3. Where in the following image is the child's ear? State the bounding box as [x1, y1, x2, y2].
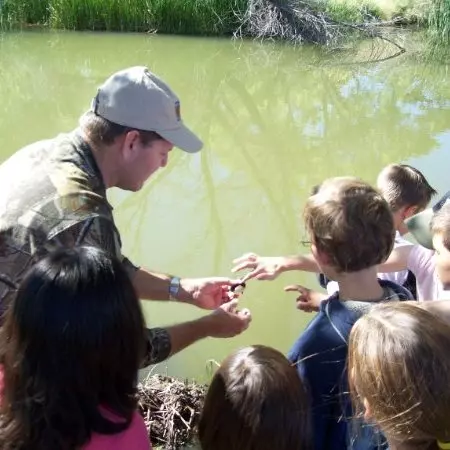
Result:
[363, 397, 372, 421]
[403, 205, 419, 220]
[311, 244, 330, 266]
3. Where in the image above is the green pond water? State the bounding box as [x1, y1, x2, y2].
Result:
[1, 30, 450, 380]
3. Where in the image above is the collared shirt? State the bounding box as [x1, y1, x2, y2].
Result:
[288, 280, 413, 450]
[0, 131, 171, 364]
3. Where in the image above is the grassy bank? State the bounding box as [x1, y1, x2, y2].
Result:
[0, 0, 449, 47]
[428, 0, 450, 46]
[0, 0, 247, 35]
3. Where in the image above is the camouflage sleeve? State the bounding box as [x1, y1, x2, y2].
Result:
[49, 216, 139, 278]
[52, 217, 172, 366]
[141, 327, 172, 367]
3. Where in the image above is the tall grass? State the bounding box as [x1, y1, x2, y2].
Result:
[428, 0, 450, 46]
[1, 0, 50, 27]
[324, 0, 384, 23]
[1, 0, 247, 34]
[1, 0, 449, 49]
[49, 0, 151, 31]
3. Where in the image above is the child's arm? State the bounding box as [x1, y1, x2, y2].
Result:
[284, 284, 327, 312]
[231, 253, 320, 282]
[377, 245, 414, 273]
[232, 244, 416, 282]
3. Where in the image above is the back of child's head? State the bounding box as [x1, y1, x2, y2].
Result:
[0, 246, 146, 449]
[198, 345, 311, 450]
[304, 176, 394, 273]
[348, 302, 450, 445]
[430, 202, 450, 289]
[432, 202, 450, 252]
[377, 164, 436, 213]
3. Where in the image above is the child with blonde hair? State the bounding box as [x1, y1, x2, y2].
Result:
[349, 302, 450, 450]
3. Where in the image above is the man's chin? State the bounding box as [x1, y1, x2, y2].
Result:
[131, 183, 143, 192]
[118, 182, 142, 192]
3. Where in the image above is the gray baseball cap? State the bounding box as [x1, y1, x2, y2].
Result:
[406, 191, 450, 249]
[91, 66, 203, 153]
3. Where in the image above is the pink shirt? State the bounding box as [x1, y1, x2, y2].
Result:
[407, 244, 440, 301]
[84, 409, 152, 450]
[0, 366, 151, 450]
[406, 244, 450, 301]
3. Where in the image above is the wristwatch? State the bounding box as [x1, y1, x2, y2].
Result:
[169, 276, 181, 301]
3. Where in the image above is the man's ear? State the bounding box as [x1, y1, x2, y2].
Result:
[121, 130, 140, 161]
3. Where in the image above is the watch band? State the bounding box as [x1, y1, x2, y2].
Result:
[169, 276, 181, 301]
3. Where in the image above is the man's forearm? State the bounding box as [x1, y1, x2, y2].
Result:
[142, 319, 212, 367]
[132, 267, 196, 303]
[165, 318, 212, 357]
[132, 267, 172, 300]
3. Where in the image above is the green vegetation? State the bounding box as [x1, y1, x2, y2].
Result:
[0, 0, 449, 48]
[323, 0, 384, 23]
[0, 0, 247, 34]
[428, 0, 450, 46]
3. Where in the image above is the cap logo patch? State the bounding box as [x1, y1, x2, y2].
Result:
[175, 101, 181, 122]
[92, 89, 100, 115]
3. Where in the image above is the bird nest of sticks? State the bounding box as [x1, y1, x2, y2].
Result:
[138, 374, 207, 449]
[233, 0, 406, 61]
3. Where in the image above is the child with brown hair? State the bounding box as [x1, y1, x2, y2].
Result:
[287, 177, 413, 450]
[198, 345, 312, 450]
[348, 302, 450, 450]
[324, 164, 436, 296]
[233, 164, 437, 301]
[377, 164, 437, 232]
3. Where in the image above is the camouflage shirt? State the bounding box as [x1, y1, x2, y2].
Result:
[0, 131, 171, 365]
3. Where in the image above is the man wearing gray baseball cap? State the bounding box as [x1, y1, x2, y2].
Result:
[0, 66, 251, 366]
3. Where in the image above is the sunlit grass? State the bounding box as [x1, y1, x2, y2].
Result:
[0, 0, 50, 27]
[428, 0, 450, 46]
[324, 0, 384, 23]
[1, 0, 449, 53]
[0, 0, 247, 34]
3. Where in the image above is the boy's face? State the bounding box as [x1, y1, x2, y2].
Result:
[432, 233, 450, 289]
[396, 205, 419, 236]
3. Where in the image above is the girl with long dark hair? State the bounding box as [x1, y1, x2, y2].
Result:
[0, 246, 150, 450]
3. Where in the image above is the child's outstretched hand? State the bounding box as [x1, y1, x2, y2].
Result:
[284, 284, 327, 313]
[232, 253, 286, 282]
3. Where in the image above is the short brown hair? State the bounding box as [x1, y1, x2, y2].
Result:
[198, 345, 312, 450]
[304, 177, 394, 273]
[377, 164, 436, 213]
[349, 302, 450, 443]
[431, 202, 450, 251]
[79, 111, 162, 147]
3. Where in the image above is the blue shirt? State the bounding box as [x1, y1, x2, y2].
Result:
[288, 280, 413, 450]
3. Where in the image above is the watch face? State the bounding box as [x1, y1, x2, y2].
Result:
[169, 277, 181, 299]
